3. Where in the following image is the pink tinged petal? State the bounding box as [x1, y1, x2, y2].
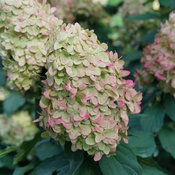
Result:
[79, 109, 90, 120]
[132, 102, 141, 114]
[144, 61, 153, 68]
[55, 119, 62, 125]
[94, 153, 102, 161]
[44, 89, 51, 99]
[63, 123, 72, 130]
[50, 7, 57, 14]
[91, 97, 99, 106]
[65, 83, 77, 98]
[58, 101, 67, 110]
[120, 110, 129, 126]
[74, 115, 82, 122]
[95, 133, 104, 142]
[121, 70, 130, 77]
[80, 125, 91, 136]
[117, 98, 126, 108]
[107, 76, 116, 86]
[84, 112, 90, 120]
[155, 73, 165, 80]
[123, 138, 128, 144]
[126, 80, 135, 88]
[69, 130, 80, 140]
[100, 81, 105, 87]
[92, 114, 104, 124]
[66, 67, 73, 76]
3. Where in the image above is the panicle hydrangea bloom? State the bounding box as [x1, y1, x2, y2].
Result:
[0, 0, 62, 91]
[39, 23, 142, 161]
[48, 0, 105, 24]
[0, 111, 38, 146]
[137, 12, 175, 96]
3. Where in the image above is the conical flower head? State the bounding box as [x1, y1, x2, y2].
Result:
[137, 12, 175, 96]
[40, 23, 142, 161]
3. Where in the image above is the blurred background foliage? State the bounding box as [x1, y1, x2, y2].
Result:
[0, 0, 175, 174]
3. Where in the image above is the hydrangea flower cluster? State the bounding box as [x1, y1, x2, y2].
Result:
[0, 111, 38, 146]
[48, 0, 105, 24]
[117, 0, 159, 53]
[137, 13, 175, 96]
[39, 23, 142, 161]
[0, 0, 62, 91]
[0, 0, 142, 161]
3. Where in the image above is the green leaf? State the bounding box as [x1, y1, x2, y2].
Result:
[0, 147, 16, 158]
[34, 151, 83, 175]
[110, 13, 123, 27]
[138, 158, 167, 175]
[142, 165, 167, 175]
[108, 0, 122, 6]
[160, 0, 175, 8]
[35, 138, 63, 161]
[126, 13, 160, 21]
[128, 129, 157, 158]
[3, 92, 25, 115]
[164, 95, 175, 121]
[158, 127, 175, 159]
[0, 67, 6, 86]
[0, 155, 14, 169]
[123, 51, 141, 64]
[138, 29, 157, 44]
[13, 163, 35, 175]
[74, 160, 103, 175]
[99, 143, 142, 175]
[140, 103, 165, 132]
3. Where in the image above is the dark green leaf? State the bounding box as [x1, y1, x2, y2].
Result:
[0, 155, 14, 169]
[159, 127, 175, 159]
[123, 51, 141, 64]
[13, 163, 35, 175]
[99, 143, 142, 175]
[3, 92, 25, 115]
[142, 165, 167, 175]
[0, 67, 6, 86]
[126, 13, 160, 21]
[160, 0, 175, 8]
[138, 29, 157, 44]
[128, 129, 157, 158]
[35, 151, 83, 175]
[164, 95, 175, 121]
[0, 147, 16, 158]
[140, 104, 165, 132]
[75, 159, 102, 175]
[35, 138, 63, 161]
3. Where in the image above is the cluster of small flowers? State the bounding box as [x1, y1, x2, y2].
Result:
[0, 111, 38, 146]
[40, 22, 142, 161]
[137, 13, 175, 96]
[0, 0, 142, 161]
[0, 0, 62, 91]
[48, 0, 106, 23]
